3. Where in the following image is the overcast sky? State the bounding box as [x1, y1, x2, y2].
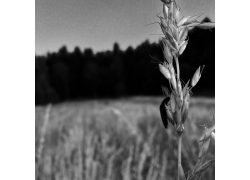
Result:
[35, 0, 215, 55]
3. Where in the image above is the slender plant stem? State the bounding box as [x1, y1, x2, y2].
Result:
[177, 134, 182, 180]
[174, 55, 180, 81]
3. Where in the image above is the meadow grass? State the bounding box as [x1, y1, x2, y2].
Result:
[35, 97, 214, 180]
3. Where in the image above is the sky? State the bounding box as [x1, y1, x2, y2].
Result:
[35, 0, 215, 55]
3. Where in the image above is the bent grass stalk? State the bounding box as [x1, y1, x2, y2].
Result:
[36, 104, 51, 162]
[157, 0, 215, 179]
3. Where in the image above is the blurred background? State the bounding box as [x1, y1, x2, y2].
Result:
[35, 0, 215, 179]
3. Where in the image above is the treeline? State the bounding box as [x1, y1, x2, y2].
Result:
[36, 21, 215, 105]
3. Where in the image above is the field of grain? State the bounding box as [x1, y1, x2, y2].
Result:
[35, 97, 215, 180]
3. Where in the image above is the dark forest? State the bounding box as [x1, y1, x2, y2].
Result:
[36, 19, 215, 105]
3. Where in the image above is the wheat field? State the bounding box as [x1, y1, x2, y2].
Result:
[35, 97, 215, 180]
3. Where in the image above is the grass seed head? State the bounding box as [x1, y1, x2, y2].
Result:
[173, 4, 180, 23]
[159, 63, 171, 80]
[191, 65, 205, 87]
[156, 0, 215, 178]
[171, 76, 177, 90]
[179, 27, 188, 44]
[177, 16, 191, 27]
[168, 64, 177, 90]
[163, 3, 169, 20]
[170, 23, 179, 42]
[182, 79, 190, 96]
[162, 37, 177, 54]
[159, 16, 168, 28]
[169, 1, 174, 22]
[162, 41, 173, 63]
[178, 40, 188, 55]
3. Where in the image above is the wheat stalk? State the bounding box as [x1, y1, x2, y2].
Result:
[157, 0, 215, 179]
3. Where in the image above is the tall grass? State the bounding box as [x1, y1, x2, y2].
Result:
[155, 1, 215, 179]
[35, 97, 214, 180]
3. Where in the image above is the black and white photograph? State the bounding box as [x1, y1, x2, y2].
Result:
[35, 0, 216, 179]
